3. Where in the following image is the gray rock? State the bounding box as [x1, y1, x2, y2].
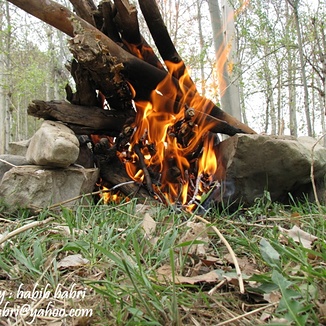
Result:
[0, 154, 29, 182]
[0, 165, 99, 210]
[8, 139, 31, 156]
[26, 120, 79, 168]
[214, 134, 326, 206]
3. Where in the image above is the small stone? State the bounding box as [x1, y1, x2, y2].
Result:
[26, 120, 79, 168]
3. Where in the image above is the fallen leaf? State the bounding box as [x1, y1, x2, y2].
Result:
[156, 264, 222, 285]
[141, 213, 156, 237]
[178, 221, 209, 256]
[57, 254, 89, 269]
[318, 303, 326, 324]
[0, 231, 9, 248]
[200, 255, 222, 267]
[279, 225, 318, 249]
[264, 291, 281, 303]
[224, 254, 258, 276]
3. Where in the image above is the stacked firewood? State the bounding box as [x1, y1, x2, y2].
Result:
[8, 0, 255, 205]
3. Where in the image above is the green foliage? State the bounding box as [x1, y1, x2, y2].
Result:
[272, 270, 311, 325]
[0, 197, 324, 324]
[257, 238, 317, 325]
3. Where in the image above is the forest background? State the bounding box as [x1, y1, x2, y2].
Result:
[0, 0, 325, 155]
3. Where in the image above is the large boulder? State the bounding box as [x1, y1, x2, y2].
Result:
[26, 120, 79, 168]
[0, 165, 99, 210]
[214, 134, 326, 206]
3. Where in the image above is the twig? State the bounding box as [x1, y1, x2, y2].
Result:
[133, 143, 155, 195]
[187, 173, 202, 206]
[37, 181, 136, 211]
[0, 158, 17, 168]
[0, 217, 55, 246]
[194, 215, 245, 294]
[310, 134, 326, 211]
[216, 302, 278, 325]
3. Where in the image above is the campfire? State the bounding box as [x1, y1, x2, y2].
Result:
[9, 0, 256, 209]
[96, 63, 222, 208]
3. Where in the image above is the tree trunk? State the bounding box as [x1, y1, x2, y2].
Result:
[263, 44, 276, 134]
[208, 0, 241, 121]
[196, 0, 206, 96]
[0, 3, 5, 154]
[285, 1, 297, 137]
[0, 1, 13, 154]
[287, 0, 312, 136]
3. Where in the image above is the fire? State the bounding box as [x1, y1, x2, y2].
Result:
[97, 184, 125, 205]
[117, 61, 220, 208]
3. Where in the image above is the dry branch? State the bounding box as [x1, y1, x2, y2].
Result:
[69, 0, 97, 26]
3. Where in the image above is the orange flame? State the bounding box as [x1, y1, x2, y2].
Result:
[118, 61, 219, 206]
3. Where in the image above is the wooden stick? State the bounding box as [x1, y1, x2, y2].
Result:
[0, 217, 55, 246]
[0, 158, 17, 168]
[216, 302, 278, 326]
[133, 144, 155, 195]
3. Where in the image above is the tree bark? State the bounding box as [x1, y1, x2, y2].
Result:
[69, 0, 97, 26]
[27, 100, 134, 136]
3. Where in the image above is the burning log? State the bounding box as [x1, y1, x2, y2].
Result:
[8, 0, 257, 207]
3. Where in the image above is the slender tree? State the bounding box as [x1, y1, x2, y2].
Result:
[0, 2, 5, 154]
[0, 1, 13, 153]
[196, 0, 206, 96]
[284, 0, 298, 136]
[207, 0, 241, 121]
[286, 0, 312, 136]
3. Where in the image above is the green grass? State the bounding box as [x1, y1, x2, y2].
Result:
[0, 195, 325, 325]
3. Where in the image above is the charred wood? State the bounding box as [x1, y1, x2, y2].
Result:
[28, 100, 134, 136]
[66, 59, 100, 107]
[69, 0, 97, 26]
[93, 137, 152, 200]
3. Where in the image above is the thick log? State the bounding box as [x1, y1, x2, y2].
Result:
[112, 0, 165, 70]
[99, 1, 122, 43]
[28, 100, 134, 136]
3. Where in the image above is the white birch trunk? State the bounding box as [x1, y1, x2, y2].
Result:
[208, 0, 241, 121]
